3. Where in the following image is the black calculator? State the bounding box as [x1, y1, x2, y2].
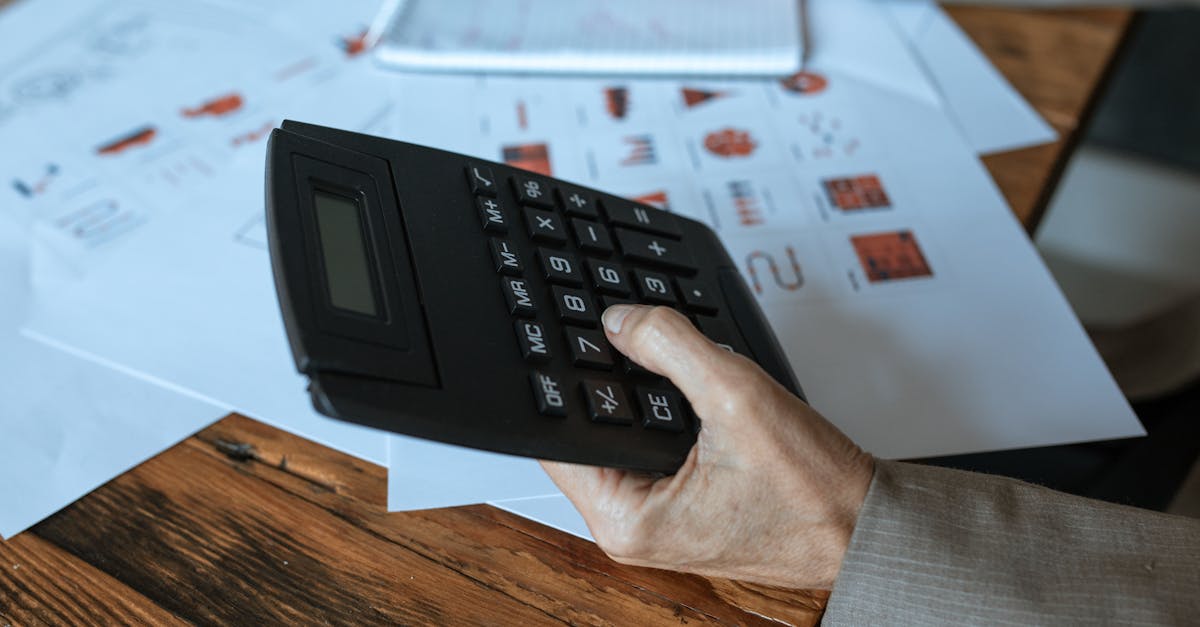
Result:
[266, 120, 803, 473]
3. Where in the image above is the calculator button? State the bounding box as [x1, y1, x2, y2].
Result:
[559, 186, 599, 218]
[637, 387, 686, 433]
[490, 238, 523, 276]
[530, 372, 567, 418]
[582, 380, 634, 425]
[633, 269, 677, 305]
[476, 196, 507, 233]
[552, 286, 599, 326]
[614, 228, 696, 272]
[513, 175, 556, 209]
[538, 249, 583, 286]
[566, 327, 614, 370]
[572, 218, 614, 254]
[466, 163, 498, 196]
[586, 259, 631, 296]
[676, 278, 718, 314]
[695, 316, 752, 357]
[602, 198, 681, 238]
[600, 295, 637, 312]
[524, 207, 566, 244]
[501, 277, 537, 317]
[515, 320, 552, 362]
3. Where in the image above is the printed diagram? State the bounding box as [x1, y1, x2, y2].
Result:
[745, 246, 805, 295]
[851, 230, 933, 283]
[52, 197, 144, 247]
[96, 125, 157, 156]
[704, 128, 758, 158]
[181, 92, 243, 118]
[779, 71, 828, 95]
[619, 134, 658, 166]
[12, 163, 60, 199]
[728, 180, 765, 227]
[822, 174, 891, 211]
[604, 86, 630, 120]
[502, 142, 553, 176]
[681, 87, 730, 109]
[793, 111, 862, 161]
[11, 70, 83, 104]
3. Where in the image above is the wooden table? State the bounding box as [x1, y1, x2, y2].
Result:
[1, 7, 1133, 626]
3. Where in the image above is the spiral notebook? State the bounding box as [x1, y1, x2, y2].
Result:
[370, 0, 804, 77]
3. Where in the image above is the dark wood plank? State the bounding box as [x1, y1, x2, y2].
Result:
[192, 414, 823, 626]
[0, 532, 183, 625]
[29, 432, 564, 626]
[951, 7, 1135, 230]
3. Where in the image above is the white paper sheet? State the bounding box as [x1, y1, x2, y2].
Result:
[0, 213, 227, 539]
[885, 0, 1057, 154]
[1, 0, 400, 466]
[427, 62, 1138, 522]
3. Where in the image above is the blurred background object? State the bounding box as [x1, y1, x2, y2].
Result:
[932, 8, 1200, 517]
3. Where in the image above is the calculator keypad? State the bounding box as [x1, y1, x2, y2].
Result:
[473, 166, 755, 437]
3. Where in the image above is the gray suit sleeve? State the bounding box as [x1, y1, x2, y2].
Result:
[823, 460, 1200, 625]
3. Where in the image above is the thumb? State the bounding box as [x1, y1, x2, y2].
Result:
[601, 305, 754, 422]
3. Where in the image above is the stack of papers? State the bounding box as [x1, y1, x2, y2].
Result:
[0, 0, 1138, 541]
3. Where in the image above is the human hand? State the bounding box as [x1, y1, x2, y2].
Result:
[540, 305, 874, 590]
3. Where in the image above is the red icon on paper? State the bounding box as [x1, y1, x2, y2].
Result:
[630, 190, 670, 210]
[338, 28, 369, 57]
[822, 174, 891, 211]
[182, 92, 243, 118]
[503, 142, 553, 176]
[681, 87, 729, 108]
[604, 86, 630, 120]
[703, 128, 757, 158]
[851, 230, 933, 283]
[97, 126, 156, 156]
[780, 71, 828, 95]
[745, 246, 805, 294]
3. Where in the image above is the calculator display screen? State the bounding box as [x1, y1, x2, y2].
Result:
[313, 190, 378, 317]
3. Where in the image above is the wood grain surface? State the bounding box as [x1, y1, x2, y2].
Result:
[1, 5, 1133, 626]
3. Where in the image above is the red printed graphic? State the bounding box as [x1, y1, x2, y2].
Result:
[631, 190, 670, 210]
[97, 126, 156, 156]
[338, 28, 369, 57]
[182, 92, 243, 118]
[232, 121, 276, 147]
[852, 231, 933, 283]
[780, 71, 828, 95]
[703, 128, 757, 158]
[682, 87, 728, 108]
[604, 86, 630, 119]
[502, 143, 553, 176]
[620, 135, 658, 166]
[745, 247, 804, 294]
[822, 174, 891, 211]
[729, 180, 764, 226]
